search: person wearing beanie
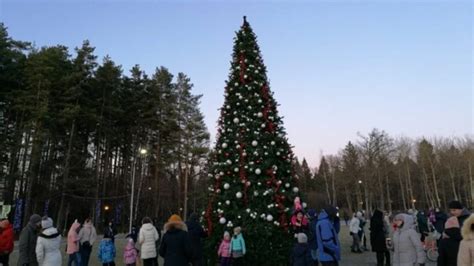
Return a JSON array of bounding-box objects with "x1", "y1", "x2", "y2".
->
[
  {"x1": 448, "y1": 200, "x2": 471, "y2": 228},
  {"x1": 458, "y1": 214, "x2": 474, "y2": 266},
  {"x1": 138, "y1": 217, "x2": 159, "y2": 266},
  {"x1": 67, "y1": 219, "x2": 82, "y2": 266},
  {"x1": 290, "y1": 233, "x2": 313, "y2": 266},
  {"x1": 437, "y1": 216, "x2": 461, "y2": 266},
  {"x1": 0, "y1": 219, "x2": 14, "y2": 266},
  {"x1": 391, "y1": 214, "x2": 426, "y2": 266},
  {"x1": 159, "y1": 214, "x2": 192, "y2": 266},
  {"x1": 217, "y1": 231, "x2": 232, "y2": 266},
  {"x1": 230, "y1": 226, "x2": 246, "y2": 266},
  {"x1": 123, "y1": 238, "x2": 138, "y2": 266},
  {"x1": 18, "y1": 214, "x2": 42, "y2": 266},
  {"x1": 35, "y1": 217, "x2": 61, "y2": 266}
]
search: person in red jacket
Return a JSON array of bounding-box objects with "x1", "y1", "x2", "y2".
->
[{"x1": 0, "y1": 218, "x2": 14, "y2": 266}]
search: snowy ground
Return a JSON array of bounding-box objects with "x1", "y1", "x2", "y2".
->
[{"x1": 10, "y1": 223, "x2": 436, "y2": 265}]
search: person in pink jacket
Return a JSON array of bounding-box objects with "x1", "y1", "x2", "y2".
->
[
  {"x1": 123, "y1": 238, "x2": 138, "y2": 266},
  {"x1": 217, "y1": 231, "x2": 232, "y2": 266},
  {"x1": 67, "y1": 219, "x2": 82, "y2": 266}
]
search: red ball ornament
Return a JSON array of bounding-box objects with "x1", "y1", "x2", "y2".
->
[
  {"x1": 266, "y1": 180, "x2": 272, "y2": 186},
  {"x1": 225, "y1": 153, "x2": 230, "y2": 157},
  {"x1": 227, "y1": 171, "x2": 231, "y2": 175}
]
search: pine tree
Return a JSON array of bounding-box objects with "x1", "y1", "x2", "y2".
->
[{"x1": 204, "y1": 17, "x2": 300, "y2": 265}]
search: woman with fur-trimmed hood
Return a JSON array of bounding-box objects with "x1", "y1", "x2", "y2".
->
[
  {"x1": 458, "y1": 214, "x2": 474, "y2": 266},
  {"x1": 159, "y1": 214, "x2": 193, "y2": 266}
]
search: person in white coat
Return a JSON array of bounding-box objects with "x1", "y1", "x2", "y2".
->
[
  {"x1": 391, "y1": 213, "x2": 426, "y2": 266},
  {"x1": 350, "y1": 212, "x2": 362, "y2": 253},
  {"x1": 139, "y1": 216, "x2": 160, "y2": 266},
  {"x1": 35, "y1": 217, "x2": 62, "y2": 266}
]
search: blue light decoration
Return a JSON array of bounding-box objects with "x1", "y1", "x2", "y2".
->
[{"x1": 13, "y1": 198, "x2": 23, "y2": 231}]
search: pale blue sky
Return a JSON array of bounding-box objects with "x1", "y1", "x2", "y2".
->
[{"x1": 1, "y1": 0, "x2": 472, "y2": 166}]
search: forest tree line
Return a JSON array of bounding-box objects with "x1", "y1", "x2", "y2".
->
[
  {"x1": 0, "y1": 23, "x2": 210, "y2": 231},
  {"x1": 296, "y1": 129, "x2": 474, "y2": 215}
]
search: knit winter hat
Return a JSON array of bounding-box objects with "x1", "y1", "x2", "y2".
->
[
  {"x1": 356, "y1": 211, "x2": 363, "y2": 218},
  {"x1": 168, "y1": 214, "x2": 182, "y2": 223},
  {"x1": 41, "y1": 217, "x2": 53, "y2": 229},
  {"x1": 29, "y1": 214, "x2": 42, "y2": 225},
  {"x1": 445, "y1": 216, "x2": 460, "y2": 229},
  {"x1": 297, "y1": 233, "x2": 308, "y2": 243},
  {"x1": 223, "y1": 231, "x2": 230, "y2": 239},
  {"x1": 448, "y1": 200, "x2": 463, "y2": 210}
]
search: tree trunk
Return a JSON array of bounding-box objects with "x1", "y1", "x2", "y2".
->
[
  {"x1": 57, "y1": 120, "x2": 75, "y2": 231},
  {"x1": 429, "y1": 158, "x2": 441, "y2": 208},
  {"x1": 468, "y1": 160, "x2": 474, "y2": 208},
  {"x1": 398, "y1": 168, "x2": 407, "y2": 210},
  {"x1": 323, "y1": 171, "x2": 331, "y2": 205}
]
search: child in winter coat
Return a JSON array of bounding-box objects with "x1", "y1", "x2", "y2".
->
[
  {"x1": 98, "y1": 233, "x2": 116, "y2": 266},
  {"x1": 230, "y1": 227, "x2": 246, "y2": 266},
  {"x1": 458, "y1": 214, "x2": 474, "y2": 266},
  {"x1": 290, "y1": 233, "x2": 313, "y2": 266},
  {"x1": 123, "y1": 238, "x2": 138, "y2": 266},
  {"x1": 391, "y1": 213, "x2": 426, "y2": 266},
  {"x1": 437, "y1": 216, "x2": 461, "y2": 266},
  {"x1": 217, "y1": 231, "x2": 232, "y2": 266}
]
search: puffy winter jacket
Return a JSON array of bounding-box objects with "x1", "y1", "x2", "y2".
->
[
  {"x1": 0, "y1": 222, "x2": 14, "y2": 254},
  {"x1": 186, "y1": 214, "x2": 207, "y2": 260},
  {"x1": 315, "y1": 210, "x2": 341, "y2": 263},
  {"x1": 66, "y1": 221, "x2": 81, "y2": 254},
  {"x1": 230, "y1": 233, "x2": 246, "y2": 254},
  {"x1": 349, "y1": 217, "x2": 360, "y2": 234},
  {"x1": 217, "y1": 239, "x2": 231, "y2": 258},
  {"x1": 290, "y1": 243, "x2": 313, "y2": 266},
  {"x1": 98, "y1": 239, "x2": 115, "y2": 263},
  {"x1": 392, "y1": 214, "x2": 426, "y2": 266},
  {"x1": 159, "y1": 221, "x2": 193, "y2": 266},
  {"x1": 458, "y1": 214, "x2": 474, "y2": 266},
  {"x1": 35, "y1": 227, "x2": 62, "y2": 266},
  {"x1": 138, "y1": 223, "x2": 159, "y2": 259},
  {"x1": 123, "y1": 242, "x2": 138, "y2": 265}
]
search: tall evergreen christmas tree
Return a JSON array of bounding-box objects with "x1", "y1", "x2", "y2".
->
[{"x1": 204, "y1": 17, "x2": 302, "y2": 265}]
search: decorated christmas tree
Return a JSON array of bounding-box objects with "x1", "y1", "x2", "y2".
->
[{"x1": 204, "y1": 17, "x2": 303, "y2": 265}]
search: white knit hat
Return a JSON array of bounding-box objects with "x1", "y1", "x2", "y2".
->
[{"x1": 41, "y1": 217, "x2": 53, "y2": 229}]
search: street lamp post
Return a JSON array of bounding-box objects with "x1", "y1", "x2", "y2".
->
[{"x1": 129, "y1": 148, "x2": 147, "y2": 233}]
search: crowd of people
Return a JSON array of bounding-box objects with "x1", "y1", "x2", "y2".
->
[{"x1": 0, "y1": 199, "x2": 473, "y2": 266}]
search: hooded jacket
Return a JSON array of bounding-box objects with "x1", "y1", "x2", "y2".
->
[
  {"x1": 18, "y1": 215, "x2": 41, "y2": 266},
  {"x1": 67, "y1": 220, "x2": 81, "y2": 254},
  {"x1": 98, "y1": 238, "x2": 115, "y2": 263},
  {"x1": 458, "y1": 214, "x2": 474, "y2": 266},
  {"x1": 123, "y1": 240, "x2": 138, "y2": 264},
  {"x1": 392, "y1": 214, "x2": 426, "y2": 266},
  {"x1": 370, "y1": 209, "x2": 388, "y2": 252},
  {"x1": 138, "y1": 222, "x2": 159, "y2": 259},
  {"x1": 290, "y1": 242, "x2": 313, "y2": 266},
  {"x1": 349, "y1": 216, "x2": 361, "y2": 235},
  {"x1": 159, "y1": 220, "x2": 193, "y2": 266},
  {"x1": 0, "y1": 221, "x2": 14, "y2": 254},
  {"x1": 35, "y1": 227, "x2": 62, "y2": 266},
  {"x1": 315, "y1": 210, "x2": 341, "y2": 262}
]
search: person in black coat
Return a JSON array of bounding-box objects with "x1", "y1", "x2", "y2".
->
[
  {"x1": 290, "y1": 233, "x2": 313, "y2": 266},
  {"x1": 370, "y1": 209, "x2": 390, "y2": 266},
  {"x1": 159, "y1": 214, "x2": 193, "y2": 266},
  {"x1": 437, "y1": 216, "x2": 462, "y2": 266},
  {"x1": 185, "y1": 213, "x2": 207, "y2": 266}
]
